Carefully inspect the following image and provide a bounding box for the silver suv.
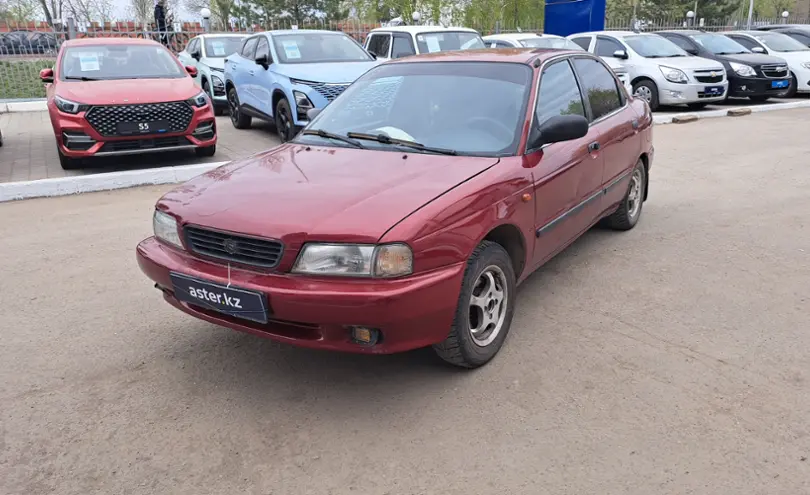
[568,31,728,110]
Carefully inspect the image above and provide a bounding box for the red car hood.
[57,77,198,105]
[159,144,499,244]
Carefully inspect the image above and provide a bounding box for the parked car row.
[1,30,58,55]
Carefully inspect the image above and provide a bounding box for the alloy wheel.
[634,85,652,102]
[228,90,239,125]
[468,265,509,347]
[627,167,644,219]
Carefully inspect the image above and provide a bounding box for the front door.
[253,36,275,116]
[529,58,606,267]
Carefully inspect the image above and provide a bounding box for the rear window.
[60,44,185,80]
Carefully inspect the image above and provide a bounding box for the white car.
[483,32,632,94]
[723,30,810,97]
[178,33,247,114]
[569,31,728,110]
[364,25,485,61]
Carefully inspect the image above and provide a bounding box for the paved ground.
[0,113,280,182]
[0,94,808,183]
[2,109,810,495]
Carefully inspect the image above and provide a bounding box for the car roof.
[383,47,589,65]
[572,30,647,38]
[370,25,479,34]
[198,33,248,38]
[657,30,703,36]
[724,31,766,36]
[63,37,161,47]
[482,33,561,41]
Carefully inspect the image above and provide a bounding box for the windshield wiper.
[301,128,366,149]
[64,76,100,81]
[346,132,457,155]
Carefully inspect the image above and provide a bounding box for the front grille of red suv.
[84,102,194,137]
[184,226,284,269]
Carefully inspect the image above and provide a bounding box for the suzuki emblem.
[223,239,239,254]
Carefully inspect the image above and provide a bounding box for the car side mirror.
[685,47,698,55]
[613,49,629,59]
[185,65,198,77]
[40,68,54,83]
[529,114,589,150]
[306,108,322,121]
[255,53,271,68]
[751,46,766,54]
[369,52,377,60]
[192,51,201,61]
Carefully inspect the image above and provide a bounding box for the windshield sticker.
[211,41,226,56]
[79,55,100,71]
[282,40,301,59]
[425,36,441,53]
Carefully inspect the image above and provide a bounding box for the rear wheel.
[228,87,251,129]
[57,145,81,170]
[606,160,646,231]
[433,241,516,369]
[633,80,660,110]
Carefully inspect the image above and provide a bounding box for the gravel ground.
[1,109,809,495]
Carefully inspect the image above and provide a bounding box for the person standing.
[154,0,168,46]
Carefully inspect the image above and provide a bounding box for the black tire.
[0,130,3,147]
[687,102,708,110]
[195,144,216,157]
[749,95,770,103]
[274,97,297,143]
[57,146,81,170]
[606,160,646,231]
[632,79,660,111]
[228,86,251,129]
[785,72,798,98]
[433,241,516,369]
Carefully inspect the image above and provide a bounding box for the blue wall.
[544,0,606,37]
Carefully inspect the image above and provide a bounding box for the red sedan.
[137,49,653,368]
[41,37,217,170]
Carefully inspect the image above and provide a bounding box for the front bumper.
[793,66,810,93]
[657,80,729,105]
[727,74,790,98]
[136,237,465,354]
[49,102,217,158]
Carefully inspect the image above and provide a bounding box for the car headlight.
[187,90,209,108]
[659,65,688,84]
[153,210,183,249]
[802,62,810,69]
[729,62,756,77]
[292,243,413,278]
[54,95,88,114]
[211,74,224,88]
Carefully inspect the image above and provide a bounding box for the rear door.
[530,57,605,267]
[571,56,639,211]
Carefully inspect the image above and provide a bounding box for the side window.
[731,35,759,51]
[571,36,591,50]
[595,37,624,57]
[391,34,416,58]
[573,57,623,121]
[666,35,695,53]
[255,37,270,61]
[789,32,810,46]
[534,59,585,129]
[366,33,391,58]
[241,37,259,60]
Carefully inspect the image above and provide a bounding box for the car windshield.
[415,31,485,53]
[60,44,185,80]
[625,35,687,57]
[754,32,810,51]
[204,36,244,58]
[271,32,372,63]
[690,33,750,54]
[519,37,584,50]
[295,61,531,156]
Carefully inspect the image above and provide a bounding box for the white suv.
[364,26,485,61]
[568,31,728,110]
[483,32,632,94]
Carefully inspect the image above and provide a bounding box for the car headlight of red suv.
[292,243,413,277]
[187,90,209,108]
[54,95,89,114]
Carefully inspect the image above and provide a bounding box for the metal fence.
[1,15,809,100]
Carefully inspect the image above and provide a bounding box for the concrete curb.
[652,99,810,124]
[0,161,228,202]
[0,99,48,113]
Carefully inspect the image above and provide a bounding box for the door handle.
[588,141,601,152]
[248,70,255,76]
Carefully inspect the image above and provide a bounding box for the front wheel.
[57,145,81,170]
[785,72,798,98]
[433,241,516,369]
[274,97,296,143]
[195,144,216,157]
[633,80,660,111]
[606,160,646,231]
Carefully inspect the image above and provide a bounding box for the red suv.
[41,37,217,170]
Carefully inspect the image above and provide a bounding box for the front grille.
[290,78,350,102]
[85,102,194,137]
[761,64,789,78]
[185,226,283,268]
[694,71,724,83]
[99,136,190,153]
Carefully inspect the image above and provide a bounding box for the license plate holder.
[117,120,170,135]
[170,272,268,324]
[704,85,724,95]
[771,79,790,89]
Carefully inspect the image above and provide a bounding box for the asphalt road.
[2,109,810,495]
